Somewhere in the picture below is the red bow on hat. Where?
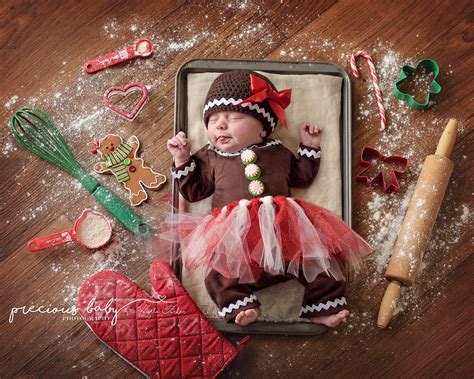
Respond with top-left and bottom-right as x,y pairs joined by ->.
238,74 -> 292,128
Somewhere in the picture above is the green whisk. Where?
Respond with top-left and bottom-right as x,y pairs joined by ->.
9,107 -> 150,236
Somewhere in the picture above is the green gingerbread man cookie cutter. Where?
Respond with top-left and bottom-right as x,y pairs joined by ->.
393,59 -> 441,110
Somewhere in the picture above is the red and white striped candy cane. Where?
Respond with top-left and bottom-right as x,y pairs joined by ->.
350,50 -> 387,131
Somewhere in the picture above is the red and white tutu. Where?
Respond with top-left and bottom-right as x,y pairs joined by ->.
161,196 -> 372,283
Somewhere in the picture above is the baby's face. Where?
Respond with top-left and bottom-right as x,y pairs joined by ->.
207,111 -> 266,152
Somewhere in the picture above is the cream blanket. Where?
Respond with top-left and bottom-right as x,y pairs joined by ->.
181,72 -> 343,321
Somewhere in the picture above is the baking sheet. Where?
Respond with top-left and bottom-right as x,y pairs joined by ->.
172,59 -> 352,334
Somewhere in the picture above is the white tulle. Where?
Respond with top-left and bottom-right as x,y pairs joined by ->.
182,209 -> 226,269
286,198 -> 333,282
254,199 -> 285,276
211,202 -> 254,282
159,196 -> 370,284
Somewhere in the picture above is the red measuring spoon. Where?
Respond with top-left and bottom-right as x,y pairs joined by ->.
83,38 -> 154,74
27,209 -> 112,252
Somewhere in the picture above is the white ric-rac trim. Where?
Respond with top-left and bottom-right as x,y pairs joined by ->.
218,294 -> 258,317
240,102 -> 276,130
203,97 -> 243,112
172,160 -> 196,180
300,297 -> 347,315
203,97 -> 276,131
208,139 -> 281,157
297,147 -> 321,159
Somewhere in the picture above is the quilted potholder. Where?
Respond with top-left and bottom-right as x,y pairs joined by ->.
77,259 -> 249,378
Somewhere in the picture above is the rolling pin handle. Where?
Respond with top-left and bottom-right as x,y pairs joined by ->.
377,280 -> 402,329
435,119 -> 457,158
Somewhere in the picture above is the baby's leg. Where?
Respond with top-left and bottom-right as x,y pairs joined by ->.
298,273 -> 348,327
205,270 -> 261,325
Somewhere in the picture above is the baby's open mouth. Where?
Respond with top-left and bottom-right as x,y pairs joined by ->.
216,136 -> 232,143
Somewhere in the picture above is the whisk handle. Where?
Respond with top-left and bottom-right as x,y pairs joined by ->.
76,173 -> 149,236
93,186 -> 150,236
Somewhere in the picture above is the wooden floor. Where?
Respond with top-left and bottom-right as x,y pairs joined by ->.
1,0 -> 472,377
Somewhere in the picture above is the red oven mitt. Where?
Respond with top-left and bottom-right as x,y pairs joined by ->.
77,259 -> 249,378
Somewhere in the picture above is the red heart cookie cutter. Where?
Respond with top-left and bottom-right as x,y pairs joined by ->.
356,146 -> 408,192
103,82 -> 148,121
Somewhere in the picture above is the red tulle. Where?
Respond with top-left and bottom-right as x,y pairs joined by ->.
160,196 -> 372,283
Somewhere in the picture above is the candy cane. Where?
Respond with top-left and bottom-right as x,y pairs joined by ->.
350,50 -> 387,131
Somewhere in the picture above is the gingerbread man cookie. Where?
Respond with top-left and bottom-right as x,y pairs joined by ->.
92,134 -> 166,206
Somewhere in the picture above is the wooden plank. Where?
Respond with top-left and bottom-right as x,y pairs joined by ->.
1,0 -> 287,257
259,0 -> 337,37
1,0 -> 472,377
0,214 -> 152,377
220,256 -> 473,377
311,254 -> 474,377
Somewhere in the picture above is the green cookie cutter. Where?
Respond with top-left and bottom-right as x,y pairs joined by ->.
393,59 -> 441,110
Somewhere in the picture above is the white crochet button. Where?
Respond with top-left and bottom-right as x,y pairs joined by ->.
261,195 -> 273,205
241,149 -> 257,165
248,180 -> 264,197
239,199 -> 250,207
221,206 -> 227,213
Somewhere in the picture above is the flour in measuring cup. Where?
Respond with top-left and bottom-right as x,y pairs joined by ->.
76,212 -> 111,249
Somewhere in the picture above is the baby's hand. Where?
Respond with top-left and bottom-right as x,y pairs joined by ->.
299,121 -> 322,148
167,131 -> 192,167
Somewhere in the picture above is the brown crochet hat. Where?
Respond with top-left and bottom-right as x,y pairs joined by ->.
203,70 -> 292,136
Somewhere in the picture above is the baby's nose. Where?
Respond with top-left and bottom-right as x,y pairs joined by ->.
216,120 -> 227,129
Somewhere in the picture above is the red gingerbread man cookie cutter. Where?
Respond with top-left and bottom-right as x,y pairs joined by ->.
356,146 -> 408,192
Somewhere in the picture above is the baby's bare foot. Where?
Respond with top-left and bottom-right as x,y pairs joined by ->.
235,307 -> 261,326
309,310 -> 349,328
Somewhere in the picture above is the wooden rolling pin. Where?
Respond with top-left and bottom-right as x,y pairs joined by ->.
377,119 -> 458,328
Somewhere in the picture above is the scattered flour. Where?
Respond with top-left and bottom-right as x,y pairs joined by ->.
2,140 -> 17,155
167,31 -> 213,51
367,183 -> 416,274
4,95 -> 19,109
102,20 -> 120,39
459,204 -> 470,223
1,2 -> 470,344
